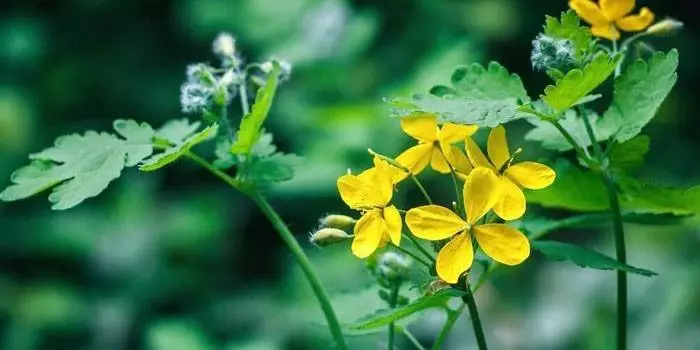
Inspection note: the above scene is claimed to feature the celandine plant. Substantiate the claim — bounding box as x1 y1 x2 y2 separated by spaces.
1 2 693 350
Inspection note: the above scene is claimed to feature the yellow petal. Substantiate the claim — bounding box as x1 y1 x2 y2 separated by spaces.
405 205 466 240
465 137 494 170
357 168 393 208
505 161 556 190
487 125 510 170
438 123 478 143
430 146 451 174
464 167 500 224
473 224 530 265
436 231 473 284
396 144 433 175
383 205 402 246
591 24 621 40
400 112 438 142
569 0 609 26
616 7 654 31
337 174 364 209
493 177 526 221
352 211 384 258
600 0 635 21
446 145 473 175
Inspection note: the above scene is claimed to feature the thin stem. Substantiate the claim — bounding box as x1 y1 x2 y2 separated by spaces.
440 150 464 217
409 174 434 205
549 120 596 169
235 65 251 115
406 234 436 263
393 244 432 268
462 282 488 350
578 105 603 159
612 40 622 78
403 328 427 350
431 304 465 350
387 281 402 350
602 173 627 350
186 152 347 349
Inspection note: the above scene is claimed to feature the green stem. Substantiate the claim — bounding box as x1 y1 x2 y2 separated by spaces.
549 120 595 168
409 174 434 205
432 304 465 350
441 150 464 217
387 281 402 350
462 282 488 350
393 244 432 268
186 152 348 350
403 328 427 350
602 173 627 350
612 40 623 78
578 105 603 160
405 234 436 263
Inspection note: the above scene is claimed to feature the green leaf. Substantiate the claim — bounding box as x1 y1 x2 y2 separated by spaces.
0 120 154 210
541 53 619 113
391 61 529 127
140 124 218 172
533 241 657 276
525 159 609 211
243 153 304 184
543 10 593 61
214 131 278 170
349 289 465 330
617 178 700 216
608 135 650 171
598 50 679 143
525 107 593 152
231 62 281 154
155 119 201 145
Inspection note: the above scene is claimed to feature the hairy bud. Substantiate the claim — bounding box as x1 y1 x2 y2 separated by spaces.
645 18 683 36
531 34 576 73
180 82 213 114
260 60 293 82
377 251 412 282
308 228 352 247
319 214 356 229
212 32 236 58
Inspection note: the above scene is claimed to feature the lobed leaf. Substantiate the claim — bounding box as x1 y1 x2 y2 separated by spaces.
231 62 281 154
0 120 155 210
541 53 619 113
525 159 609 211
608 135 650 171
533 241 657 276
140 124 219 172
543 10 593 61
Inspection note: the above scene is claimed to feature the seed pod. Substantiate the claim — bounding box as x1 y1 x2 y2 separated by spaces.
319 214 356 229
645 18 683 36
308 228 352 247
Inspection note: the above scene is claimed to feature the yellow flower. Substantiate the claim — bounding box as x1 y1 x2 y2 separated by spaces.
465 126 556 221
395 112 476 177
569 0 655 40
405 168 530 283
337 157 402 258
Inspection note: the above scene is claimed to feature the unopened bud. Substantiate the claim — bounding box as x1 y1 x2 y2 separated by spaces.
531 34 576 73
308 228 352 247
377 252 412 282
645 18 683 36
219 70 237 87
212 32 236 58
260 60 293 81
319 214 356 229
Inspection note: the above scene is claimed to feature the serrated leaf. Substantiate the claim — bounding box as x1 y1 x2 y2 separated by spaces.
533 241 657 276
155 119 201 145
140 124 218 171
617 178 700 216
214 131 278 170
0 120 154 210
609 135 650 171
392 62 529 127
525 104 617 152
526 159 609 211
598 50 679 143
243 153 304 183
544 10 593 61
542 53 618 113
231 62 281 154
349 289 465 330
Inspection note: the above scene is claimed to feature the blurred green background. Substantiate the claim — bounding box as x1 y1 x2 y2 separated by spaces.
1 0 698 349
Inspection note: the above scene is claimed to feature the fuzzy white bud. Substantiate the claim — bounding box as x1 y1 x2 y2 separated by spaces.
319 214 356 229
212 32 236 58
645 18 684 36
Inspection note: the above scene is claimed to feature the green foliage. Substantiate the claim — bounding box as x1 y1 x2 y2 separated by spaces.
608 135 650 171
598 50 679 143
154 119 203 145
617 177 700 216
533 241 657 276
525 107 597 151
140 124 219 172
147 320 214 350
391 62 528 127
349 289 465 330
0 120 154 210
543 10 593 61
541 53 619 113
230 62 281 154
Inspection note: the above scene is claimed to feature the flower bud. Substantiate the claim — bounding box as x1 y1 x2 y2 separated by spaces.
531 34 576 73
645 18 683 36
377 252 412 282
319 214 356 229
308 228 352 247
260 60 293 81
212 32 236 58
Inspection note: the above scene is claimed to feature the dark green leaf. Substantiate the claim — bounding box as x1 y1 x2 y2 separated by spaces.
525 159 609 211
533 241 657 276
140 124 218 171
244 153 304 183
609 135 650 171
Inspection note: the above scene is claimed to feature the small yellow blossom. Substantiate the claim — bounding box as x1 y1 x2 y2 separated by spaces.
465 126 556 221
569 0 655 40
395 112 476 177
337 157 402 258
405 168 530 283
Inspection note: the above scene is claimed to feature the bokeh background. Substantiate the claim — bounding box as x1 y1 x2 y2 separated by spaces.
1 0 699 349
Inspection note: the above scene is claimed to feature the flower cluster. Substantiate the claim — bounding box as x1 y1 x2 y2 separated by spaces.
569 0 655 40
336 113 556 284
